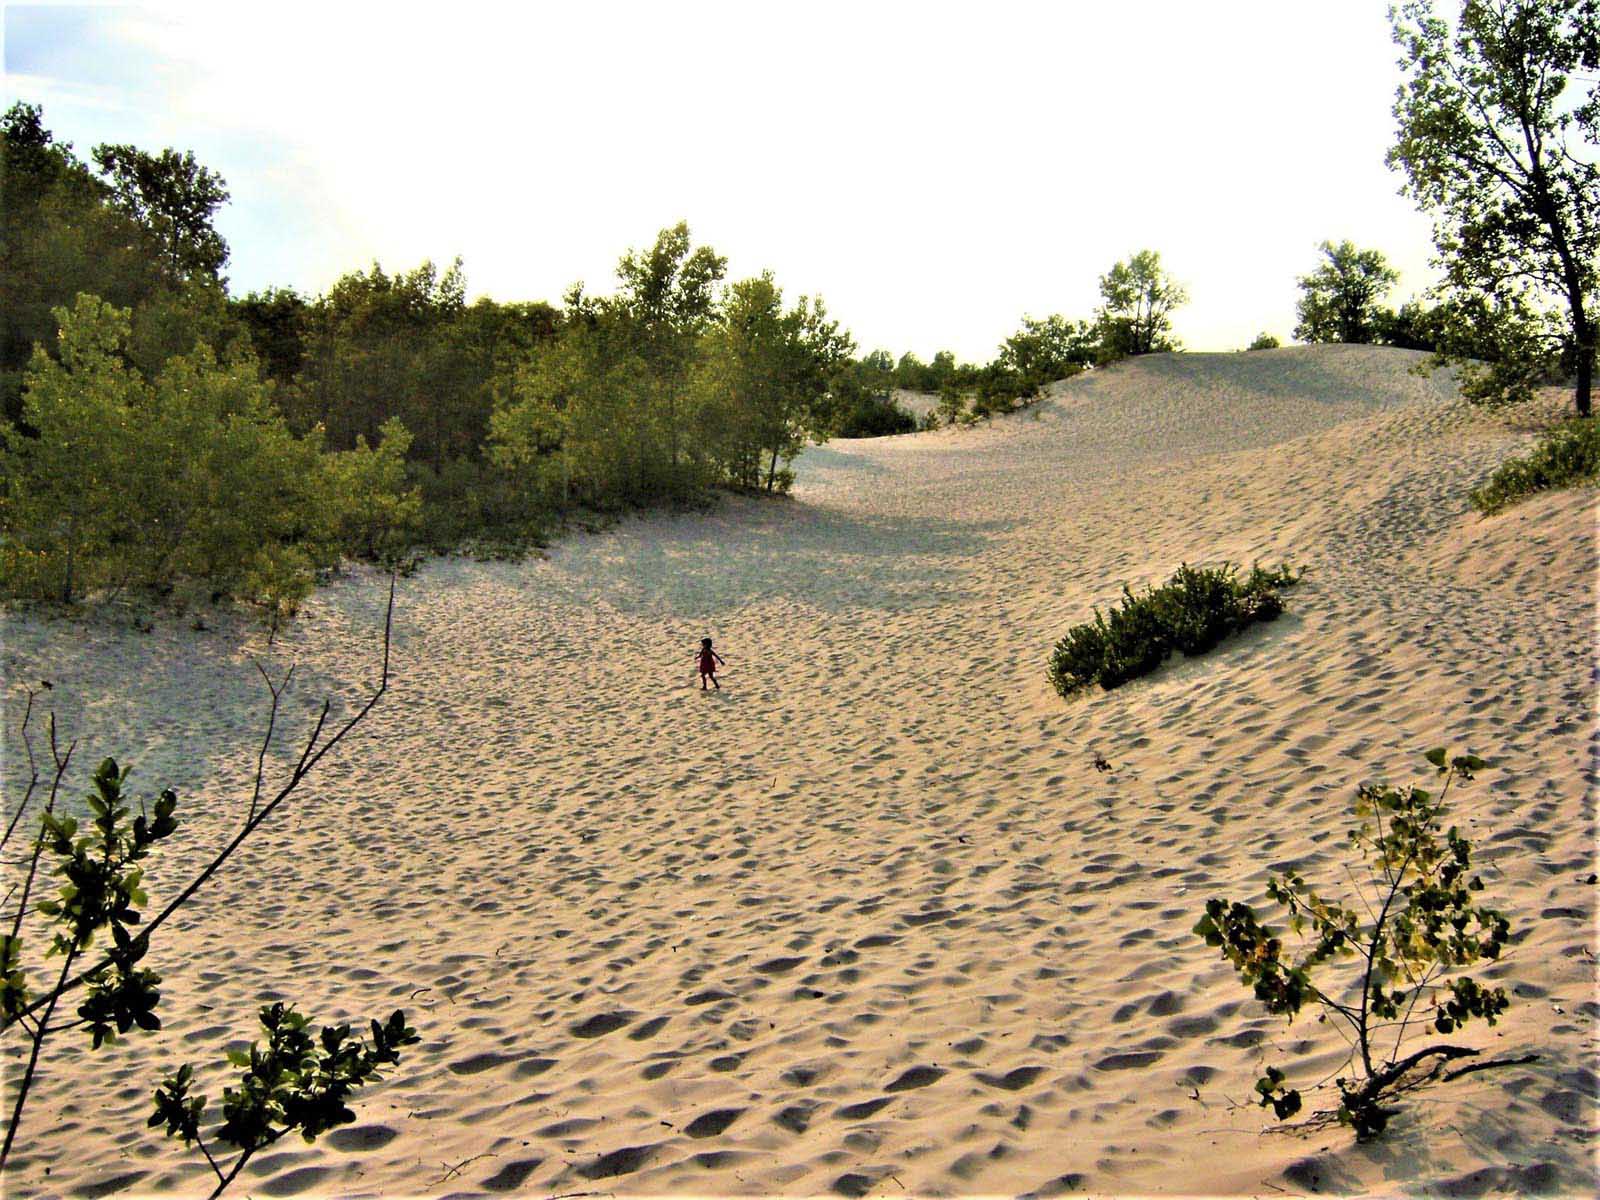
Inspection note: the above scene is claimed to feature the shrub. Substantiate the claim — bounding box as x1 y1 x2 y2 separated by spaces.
1194 749 1515 1140
1248 332 1280 351
936 385 967 427
326 417 422 561
1469 416 1600 514
833 395 916 438
1047 562 1298 697
1096 586 1172 688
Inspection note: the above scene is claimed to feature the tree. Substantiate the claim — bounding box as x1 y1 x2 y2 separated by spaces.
0 295 408 610
696 274 853 492
1095 250 1187 359
233 287 312 387
0 295 142 602
997 314 1097 386
1293 241 1401 343
1389 0 1599 415
0 105 167 423
613 222 727 473
91 144 230 282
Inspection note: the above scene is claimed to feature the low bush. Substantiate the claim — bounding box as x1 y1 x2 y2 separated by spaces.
1048 562 1298 697
1194 748 1517 1140
1247 332 1281 350
1469 417 1599 515
833 395 917 438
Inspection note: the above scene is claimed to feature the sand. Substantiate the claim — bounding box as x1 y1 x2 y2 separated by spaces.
2 344 1595 1198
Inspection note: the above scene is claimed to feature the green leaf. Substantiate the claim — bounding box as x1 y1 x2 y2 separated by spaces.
1423 748 1447 768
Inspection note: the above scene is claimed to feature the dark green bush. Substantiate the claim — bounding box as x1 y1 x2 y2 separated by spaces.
1097 586 1172 688
1469 417 1599 514
833 395 917 438
1048 562 1299 697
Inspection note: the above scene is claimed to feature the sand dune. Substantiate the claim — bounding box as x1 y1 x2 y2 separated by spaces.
2 344 1595 1197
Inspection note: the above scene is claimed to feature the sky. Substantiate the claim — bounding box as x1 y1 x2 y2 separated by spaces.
3 2 1446 361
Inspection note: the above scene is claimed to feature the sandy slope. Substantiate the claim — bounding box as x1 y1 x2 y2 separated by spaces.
2 345 1595 1198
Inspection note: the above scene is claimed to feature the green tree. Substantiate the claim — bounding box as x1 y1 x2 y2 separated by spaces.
0 295 402 612
325 418 422 560
997 314 1097 386
0 104 167 423
613 223 727 475
927 350 959 391
697 274 853 492
1293 240 1401 343
91 144 230 282
0 295 142 602
232 287 312 387
1389 0 1599 415
1095 250 1187 359
297 258 468 456
893 351 929 391
489 311 653 508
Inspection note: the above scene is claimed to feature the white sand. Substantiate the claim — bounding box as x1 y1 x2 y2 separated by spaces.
2 345 1595 1197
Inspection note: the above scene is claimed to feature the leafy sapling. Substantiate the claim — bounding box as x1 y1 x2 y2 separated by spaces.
1194 748 1518 1140
0 579 397 1176
150 1004 419 1200
1 758 181 1163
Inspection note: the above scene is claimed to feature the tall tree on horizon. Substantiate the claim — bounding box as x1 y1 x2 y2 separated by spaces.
614 222 727 472
1389 0 1598 416
1095 250 1187 360
1294 240 1401 344
91 144 231 282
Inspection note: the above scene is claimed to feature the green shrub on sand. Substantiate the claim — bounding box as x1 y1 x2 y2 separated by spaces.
1469 417 1599 515
1048 562 1299 697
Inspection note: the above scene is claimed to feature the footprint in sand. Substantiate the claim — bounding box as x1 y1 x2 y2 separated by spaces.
754 955 807 974
885 1064 946 1092
685 1107 744 1137
577 1143 661 1180
571 1012 633 1038
772 1099 822 1133
835 1096 894 1120
481 1157 542 1191
976 1065 1045 1091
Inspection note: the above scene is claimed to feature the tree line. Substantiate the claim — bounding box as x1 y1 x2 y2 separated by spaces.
0 99 1197 613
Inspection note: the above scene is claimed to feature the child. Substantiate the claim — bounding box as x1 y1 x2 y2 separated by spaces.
695 637 726 690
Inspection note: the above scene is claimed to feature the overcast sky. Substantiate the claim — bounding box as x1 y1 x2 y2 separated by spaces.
4 2 1444 360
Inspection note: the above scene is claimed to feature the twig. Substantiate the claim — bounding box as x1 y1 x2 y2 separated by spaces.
432 1152 496 1185
4 715 75 980
0 691 40 854
247 660 295 824
0 945 78 1165
1441 1052 1539 1082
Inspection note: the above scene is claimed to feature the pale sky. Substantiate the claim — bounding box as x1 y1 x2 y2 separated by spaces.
4 2 1445 360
